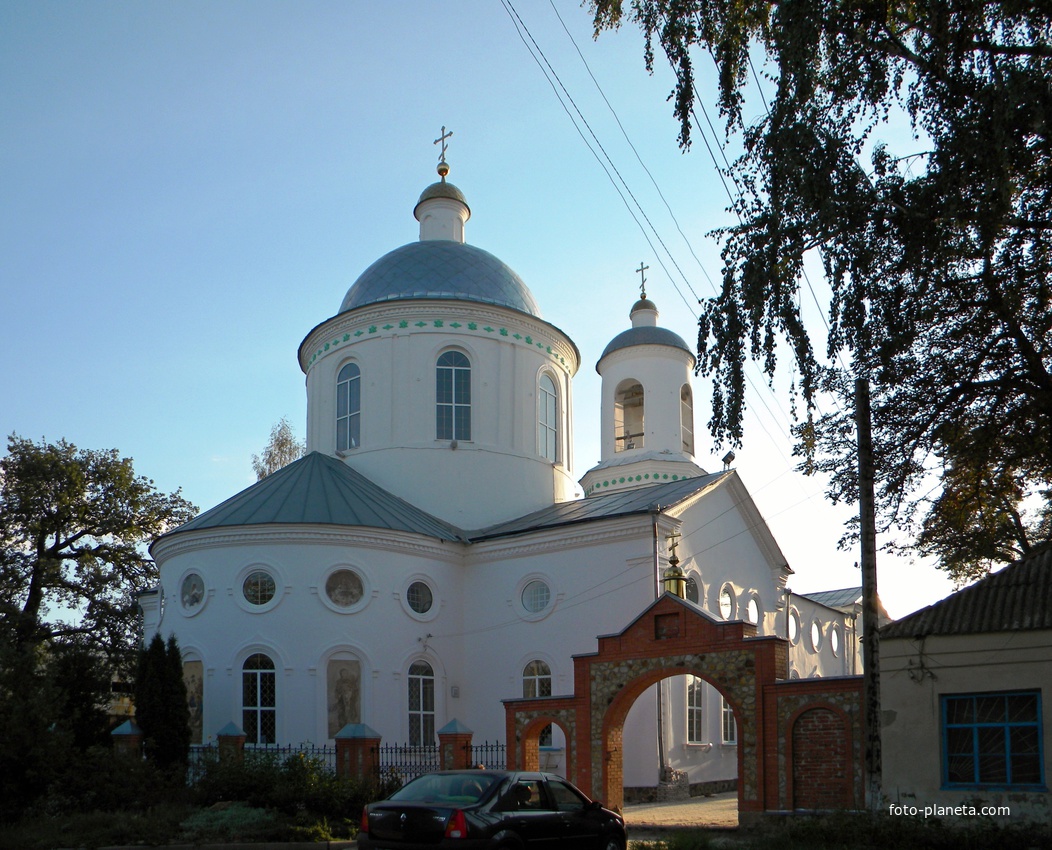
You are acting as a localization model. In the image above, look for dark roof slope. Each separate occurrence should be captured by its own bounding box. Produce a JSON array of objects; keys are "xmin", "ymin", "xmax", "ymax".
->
[
  {"xmin": 472, "ymin": 472, "xmax": 728, "ymax": 541},
  {"xmin": 881, "ymin": 544, "xmax": 1052, "ymax": 639},
  {"xmin": 157, "ymin": 451, "xmax": 464, "ymax": 544}
]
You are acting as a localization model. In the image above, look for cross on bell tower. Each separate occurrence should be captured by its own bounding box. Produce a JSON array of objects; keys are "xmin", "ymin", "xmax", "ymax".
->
[
  {"xmin": 636, "ymin": 261, "xmax": 649, "ymax": 299},
  {"xmin": 434, "ymin": 126, "xmax": 453, "ymax": 180}
]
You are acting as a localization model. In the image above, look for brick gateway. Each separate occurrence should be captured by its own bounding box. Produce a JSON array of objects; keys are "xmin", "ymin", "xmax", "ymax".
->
[{"xmin": 503, "ymin": 594, "xmax": 864, "ymax": 822}]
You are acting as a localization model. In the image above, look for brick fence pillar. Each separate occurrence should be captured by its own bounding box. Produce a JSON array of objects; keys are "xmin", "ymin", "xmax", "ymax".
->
[
  {"xmin": 216, "ymin": 721, "xmax": 247, "ymax": 764},
  {"xmin": 438, "ymin": 719, "xmax": 474, "ymax": 770},
  {"xmin": 335, "ymin": 723, "xmax": 382, "ymax": 780},
  {"xmin": 111, "ymin": 719, "xmax": 143, "ymax": 758}
]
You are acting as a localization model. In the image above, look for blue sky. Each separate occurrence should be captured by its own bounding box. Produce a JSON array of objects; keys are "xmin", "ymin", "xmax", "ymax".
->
[{"xmin": 0, "ymin": 1, "xmax": 954, "ymax": 618}]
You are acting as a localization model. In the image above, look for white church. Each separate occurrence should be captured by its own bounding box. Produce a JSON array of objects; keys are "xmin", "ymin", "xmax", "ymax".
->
[{"xmin": 143, "ymin": 153, "xmax": 862, "ymax": 795}]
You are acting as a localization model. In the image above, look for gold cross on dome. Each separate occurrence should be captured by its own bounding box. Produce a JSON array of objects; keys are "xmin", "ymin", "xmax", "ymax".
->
[
  {"xmin": 667, "ymin": 528, "xmax": 681, "ymax": 559},
  {"xmin": 636, "ymin": 261, "xmax": 649, "ymax": 299},
  {"xmin": 434, "ymin": 126, "xmax": 453, "ymax": 165}
]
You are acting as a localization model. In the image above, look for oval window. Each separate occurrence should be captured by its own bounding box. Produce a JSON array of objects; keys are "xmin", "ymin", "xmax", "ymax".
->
[
  {"xmin": 719, "ymin": 584, "xmax": 735, "ymax": 620},
  {"xmin": 522, "ymin": 580, "xmax": 551, "ymax": 613},
  {"xmin": 243, "ymin": 570, "xmax": 276, "ymax": 606},
  {"xmin": 406, "ymin": 581, "xmax": 433, "ymax": 614},
  {"xmin": 326, "ymin": 569, "xmax": 364, "ymax": 608}
]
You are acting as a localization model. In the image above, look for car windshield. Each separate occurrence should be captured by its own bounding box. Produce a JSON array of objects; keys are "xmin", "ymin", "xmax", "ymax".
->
[{"xmin": 388, "ymin": 772, "xmax": 500, "ymax": 805}]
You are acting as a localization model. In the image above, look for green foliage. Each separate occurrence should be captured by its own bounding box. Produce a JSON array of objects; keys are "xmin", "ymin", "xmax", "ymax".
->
[
  {"xmin": 191, "ymin": 747, "xmax": 395, "ymax": 829},
  {"xmin": 178, "ymin": 803, "xmax": 285, "ymax": 843},
  {"xmin": 0, "ymin": 644, "xmax": 64, "ymax": 822},
  {"xmin": 251, "ymin": 416, "xmax": 305, "ymax": 480},
  {"xmin": 0, "ymin": 434, "xmax": 197, "ymax": 655},
  {"xmin": 134, "ymin": 632, "xmax": 190, "ymax": 769},
  {"xmin": 592, "ymin": 2, "xmax": 1052, "ymax": 581}
]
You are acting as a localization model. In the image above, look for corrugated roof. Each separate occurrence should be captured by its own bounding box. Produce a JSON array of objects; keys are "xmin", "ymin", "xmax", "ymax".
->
[
  {"xmin": 159, "ymin": 452, "xmax": 464, "ymax": 543},
  {"xmin": 881, "ymin": 544, "xmax": 1052, "ymax": 639},
  {"xmin": 471, "ymin": 472, "xmax": 728, "ymax": 540}
]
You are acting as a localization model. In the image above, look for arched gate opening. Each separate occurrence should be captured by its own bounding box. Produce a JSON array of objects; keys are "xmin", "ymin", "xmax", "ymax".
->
[{"xmin": 504, "ymin": 594, "xmax": 864, "ymax": 822}]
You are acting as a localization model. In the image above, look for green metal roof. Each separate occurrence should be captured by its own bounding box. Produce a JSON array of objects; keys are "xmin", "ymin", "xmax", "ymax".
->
[
  {"xmin": 157, "ymin": 451, "xmax": 464, "ymax": 543},
  {"xmin": 471, "ymin": 472, "xmax": 728, "ymax": 541}
]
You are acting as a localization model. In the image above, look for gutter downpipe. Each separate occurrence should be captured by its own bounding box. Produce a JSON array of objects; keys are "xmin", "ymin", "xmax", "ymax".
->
[{"xmin": 652, "ymin": 512, "xmax": 667, "ymax": 782}]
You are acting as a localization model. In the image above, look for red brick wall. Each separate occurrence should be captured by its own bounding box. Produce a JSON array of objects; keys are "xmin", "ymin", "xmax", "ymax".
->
[{"xmin": 791, "ymin": 707, "xmax": 852, "ymax": 810}]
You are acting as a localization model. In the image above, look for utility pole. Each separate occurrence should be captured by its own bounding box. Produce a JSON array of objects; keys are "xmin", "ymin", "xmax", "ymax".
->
[{"xmin": 856, "ymin": 378, "xmax": 882, "ymax": 811}]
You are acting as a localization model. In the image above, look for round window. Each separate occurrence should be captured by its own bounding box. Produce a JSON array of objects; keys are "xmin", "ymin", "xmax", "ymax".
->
[
  {"xmin": 810, "ymin": 619, "xmax": 824, "ymax": 651},
  {"xmin": 522, "ymin": 580, "xmax": 551, "ymax": 613},
  {"xmin": 243, "ymin": 570, "xmax": 276, "ymax": 606},
  {"xmin": 831, "ymin": 624, "xmax": 841, "ymax": 656},
  {"xmin": 181, "ymin": 573, "xmax": 205, "ymax": 610},
  {"xmin": 788, "ymin": 609, "xmax": 801, "ymax": 644},
  {"xmin": 718, "ymin": 584, "xmax": 735, "ymax": 620},
  {"xmin": 406, "ymin": 581, "xmax": 433, "ymax": 614},
  {"xmin": 325, "ymin": 569, "xmax": 364, "ymax": 608},
  {"xmin": 746, "ymin": 597, "xmax": 759, "ymax": 625}
]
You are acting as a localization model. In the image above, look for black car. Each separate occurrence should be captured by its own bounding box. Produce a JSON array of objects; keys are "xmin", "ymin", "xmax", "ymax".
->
[{"xmin": 358, "ymin": 769, "xmax": 626, "ymax": 849}]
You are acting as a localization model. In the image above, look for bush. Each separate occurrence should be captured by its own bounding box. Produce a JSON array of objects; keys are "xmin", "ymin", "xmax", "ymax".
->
[
  {"xmin": 191, "ymin": 748, "xmax": 396, "ymax": 828},
  {"xmin": 179, "ymin": 803, "xmax": 286, "ymax": 843}
]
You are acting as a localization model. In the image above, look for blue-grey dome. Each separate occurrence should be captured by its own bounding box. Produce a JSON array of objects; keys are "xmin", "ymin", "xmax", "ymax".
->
[
  {"xmin": 339, "ymin": 241, "xmax": 541, "ymax": 318},
  {"xmin": 599, "ymin": 326, "xmax": 695, "ymax": 364}
]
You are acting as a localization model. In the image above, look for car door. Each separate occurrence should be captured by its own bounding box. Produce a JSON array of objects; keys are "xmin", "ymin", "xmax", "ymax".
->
[
  {"xmin": 544, "ymin": 776, "xmax": 604, "ymax": 848},
  {"xmin": 496, "ymin": 776, "xmax": 563, "ymax": 847}
]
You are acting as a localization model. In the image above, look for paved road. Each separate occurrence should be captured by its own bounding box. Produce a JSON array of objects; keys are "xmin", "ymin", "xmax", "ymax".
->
[{"xmin": 623, "ymin": 791, "xmax": 739, "ymax": 831}]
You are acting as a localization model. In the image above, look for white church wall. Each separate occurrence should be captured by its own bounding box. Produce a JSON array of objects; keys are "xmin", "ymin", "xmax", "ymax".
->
[
  {"xmin": 154, "ymin": 527, "xmax": 467, "ymax": 746},
  {"xmin": 597, "ymin": 345, "xmax": 695, "ymax": 460},
  {"xmin": 301, "ymin": 301, "xmax": 578, "ymax": 528}
]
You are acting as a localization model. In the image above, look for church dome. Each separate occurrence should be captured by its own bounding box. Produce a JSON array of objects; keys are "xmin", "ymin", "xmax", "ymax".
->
[
  {"xmin": 599, "ymin": 326, "xmax": 693, "ymax": 362},
  {"xmin": 339, "ymin": 240, "xmax": 542, "ymax": 318},
  {"xmin": 414, "ymin": 180, "xmax": 470, "ymax": 216}
]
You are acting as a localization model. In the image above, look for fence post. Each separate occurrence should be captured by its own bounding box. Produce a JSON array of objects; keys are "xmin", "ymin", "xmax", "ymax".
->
[
  {"xmin": 216, "ymin": 722, "xmax": 247, "ymax": 764},
  {"xmin": 335, "ymin": 723, "xmax": 382, "ymax": 781},
  {"xmin": 438, "ymin": 719, "xmax": 474, "ymax": 771},
  {"xmin": 111, "ymin": 719, "xmax": 144, "ymax": 758}
]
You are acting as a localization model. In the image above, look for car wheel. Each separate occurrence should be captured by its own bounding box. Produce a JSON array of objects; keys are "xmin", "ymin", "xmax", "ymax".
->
[{"xmin": 602, "ymin": 838, "xmax": 624, "ymax": 850}]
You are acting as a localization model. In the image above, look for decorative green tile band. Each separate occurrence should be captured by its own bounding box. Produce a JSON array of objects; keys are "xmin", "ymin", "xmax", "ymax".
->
[
  {"xmin": 307, "ymin": 315, "xmax": 569, "ymax": 371},
  {"xmin": 585, "ymin": 473, "xmax": 678, "ymax": 496}
]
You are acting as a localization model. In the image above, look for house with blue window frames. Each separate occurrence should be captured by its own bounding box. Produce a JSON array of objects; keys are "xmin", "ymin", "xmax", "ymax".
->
[
  {"xmin": 880, "ymin": 543, "xmax": 1051, "ymax": 824},
  {"xmin": 142, "ymin": 158, "xmax": 863, "ymax": 797}
]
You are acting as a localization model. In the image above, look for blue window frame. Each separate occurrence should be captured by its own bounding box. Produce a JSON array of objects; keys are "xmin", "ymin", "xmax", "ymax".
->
[{"xmin": 941, "ymin": 690, "xmax": 1045, "ymax": 789}]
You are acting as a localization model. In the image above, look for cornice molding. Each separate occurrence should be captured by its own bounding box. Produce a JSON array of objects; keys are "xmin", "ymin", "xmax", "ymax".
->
[{"xmin": 299, "ymin": 301, "xmax": 580, "ymax": 376}]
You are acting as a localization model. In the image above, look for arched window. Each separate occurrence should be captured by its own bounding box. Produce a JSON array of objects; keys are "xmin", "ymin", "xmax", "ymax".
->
[
  {"xmin": 242, "ymin": 653, "xmax": 276, "ymax": 745},
  {"xmin": 436, "ymin": 351, "xmax": 471, "ymax": 441},
  {"xmin": 523, "ymin": 661, "xmax": 553, "ymax": 746},
  {"xmin": 681, "ymin": 384, "xmax": 694, "ymax": 455},
  {"xmin": 538, "ymin": 374, "xmax": 558, "ymax": 461},
  {"xmin": 614, "ymin": 380, "xmax": 644, "ymax": 452},
  {"xmin": 522, "ymin": 660, "xmax": 552, "ymax": 699},
  {"xmin": 408, "ymin": 661, "xmax": 435, "ymax": 745},
  {"xmin": 336, "ymin": 362, "xmax": 361, "ymax": 451}
]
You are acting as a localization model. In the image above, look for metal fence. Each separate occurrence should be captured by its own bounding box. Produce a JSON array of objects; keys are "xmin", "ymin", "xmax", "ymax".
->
[
  {"xmin": 470, "ymin": 740, "xmax": 506, "ymax": 770},
  {"xmin": 374, "ymin": 742, "xmax": 440, "ymax": 785}
]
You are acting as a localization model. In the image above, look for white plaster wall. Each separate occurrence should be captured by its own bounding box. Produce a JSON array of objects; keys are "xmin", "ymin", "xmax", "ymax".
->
[
  {"xmin": 301, "ymin": 301, "xmax": 578, "ymax": 529},
  {"xmin": 882, "ymin": 631, "xmax": 1051, "ymax": 824},
  {"xmin": 597, "ymin": 346, "xmax": 695, "ymax": 462},
  {"xmin": 154, "ymin": 527, "xmax": 467, "ymax": 746}
]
